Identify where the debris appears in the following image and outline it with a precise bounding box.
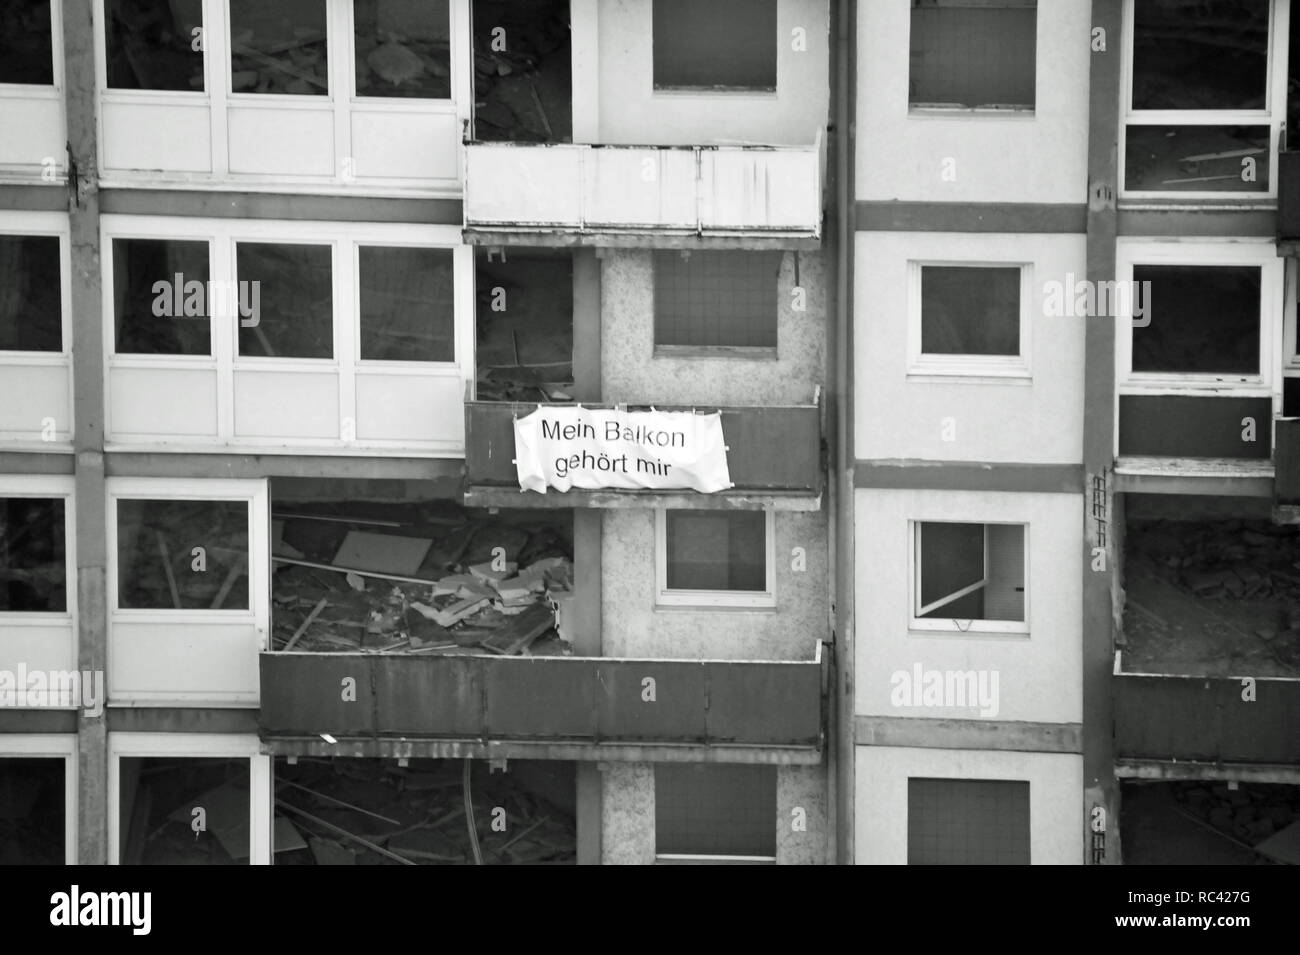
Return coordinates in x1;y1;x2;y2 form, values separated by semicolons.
333;530;433;577
1256;820;1300;865
274;799;416;866
479;603;553;655
283;597;328;652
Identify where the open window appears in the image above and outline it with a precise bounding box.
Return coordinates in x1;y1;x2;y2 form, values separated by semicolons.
909;0;1037;111
653;250;781;356
656;508;775;609
652;0;777;93
909;262;1029;377
912;521;1026;632
655;763;776;864
1122;0;1281;196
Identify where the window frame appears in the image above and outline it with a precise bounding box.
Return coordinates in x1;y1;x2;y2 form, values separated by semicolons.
907;259;1032;379
651;249;782;357
1119;0;1287;200
906;0;1038;116
0;0;63;95
649;0;779;95
655;507;776;609
0;475;75;626
0;737;78;865
909;519;1029;635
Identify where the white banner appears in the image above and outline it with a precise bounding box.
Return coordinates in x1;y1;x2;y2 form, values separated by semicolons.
513;407;733;493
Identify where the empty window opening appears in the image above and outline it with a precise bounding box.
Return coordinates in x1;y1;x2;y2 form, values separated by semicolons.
105;0;204;91
655;763;776;861
228;0;328;95
354;0;451;99
0;1;54;85
472;0;572;142
654;250;780;351
475;248;573;401
1120;780;1300;865
920;265;1021;356
909;0;1036;110
118;757;251;864
0;235;61;352
235;242;333;359
652;0;777;92
112;238;211;356
0;497;66;613
908;777;1030;865
915;521;1025;625
1130;265;1261;375
116;498;249;610
359;246;455;362
0;758;65;864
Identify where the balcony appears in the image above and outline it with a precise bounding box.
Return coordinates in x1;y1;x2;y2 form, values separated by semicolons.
462;143;822;248
1278;151;1300;247
462;401;824;510
258;643;825;762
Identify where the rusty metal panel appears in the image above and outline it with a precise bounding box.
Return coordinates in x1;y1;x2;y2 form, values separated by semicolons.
706;661;822;745
259;653;374;737
483;657;596;739
371;656;484;738
1119;395;1272;459
1275;419;1300;504
595;661;708;741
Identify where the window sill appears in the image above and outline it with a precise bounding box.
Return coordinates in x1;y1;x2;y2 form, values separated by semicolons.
907;105;1035;118
652;86;777;97
655;599;777;613
654;345;778;361
908;622;1029;637
907;360;1030;384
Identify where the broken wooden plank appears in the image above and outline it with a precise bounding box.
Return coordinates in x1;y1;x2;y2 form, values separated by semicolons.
273;555;436;585
276;778;401;826
283;597;328;652
433;596;490;628
274;799;416;866
480;603;554;655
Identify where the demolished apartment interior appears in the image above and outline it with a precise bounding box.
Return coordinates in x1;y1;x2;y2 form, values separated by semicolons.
472;0;571;143
1119;495;1300;677
476;247;574;403
117;756;575;864
1122;780;1300;866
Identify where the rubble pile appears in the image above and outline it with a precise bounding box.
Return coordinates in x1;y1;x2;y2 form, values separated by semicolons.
1172;781;1300;863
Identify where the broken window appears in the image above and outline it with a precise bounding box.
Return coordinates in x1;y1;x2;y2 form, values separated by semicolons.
652;0;777;92
471;0;571;142
112;238;211;356
909;0;1036;110
915;521;1024;624
236;242;333;359
228;0;328;95
1131;265;1261;375
116;499;249;610
660;509;771;606
654;250;780;350
908;778;1030;864
354;0;451;99
0;1;54;85
920;265;1021;356
0;758;65;864
118;758;251;864
655;764;776;860
0;235;61;352
104;0;205;91
359;246;454;362
0;497;66;612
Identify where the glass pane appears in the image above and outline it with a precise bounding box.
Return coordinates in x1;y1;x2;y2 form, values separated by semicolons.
0;1;54;85
229;0;328;95
1131;265;1261;375
918;522;983;617
359;246;455;361
113;238;211;355
105;0;205;91
119;758;250;864
0;235;61;352
666;510;765;592
909;4;1036;109
236;243;333;359
354;0;451;98
1126;125;1269;192
921;266;1020;356
116;499;249;610
1131;0;1268;111
0;758;65;864
0;498;65;612
652;0;776;91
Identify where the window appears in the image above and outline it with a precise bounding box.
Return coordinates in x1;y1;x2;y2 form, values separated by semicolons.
0;757;66;864
0;235;62;352
0;1;54;85
908;778;1030;865
354;0;451;99
115;498;249;610
104;0;204;91
1123;0;1277;194
0;497;66;612
112;238;211;356
1131;265;1261;376
236;242;333;359
118;757;252;864
912;521;1025;631
652;0;777;92
909;0;1036;110
653;251;779;352
228;0;328;96
911;263;1028;376
655;764;776;862
657;509;775;608
358;246;454;362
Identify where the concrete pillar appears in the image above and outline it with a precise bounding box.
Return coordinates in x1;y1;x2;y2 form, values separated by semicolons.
569;0;600;144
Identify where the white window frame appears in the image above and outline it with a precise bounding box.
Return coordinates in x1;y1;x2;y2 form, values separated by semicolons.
906;0;1039;117
100;215;472;451
1115;239;1282;400
0;0;64;97
655;507;776;609
909;519;1029;635
108;733;271;865
907;260;1032;379
0;736;77;865
1119;0;1288;200
0;474;76;631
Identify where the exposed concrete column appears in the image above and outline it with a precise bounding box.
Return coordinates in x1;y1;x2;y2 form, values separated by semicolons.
569;0;600;143
1083;0;1122;864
